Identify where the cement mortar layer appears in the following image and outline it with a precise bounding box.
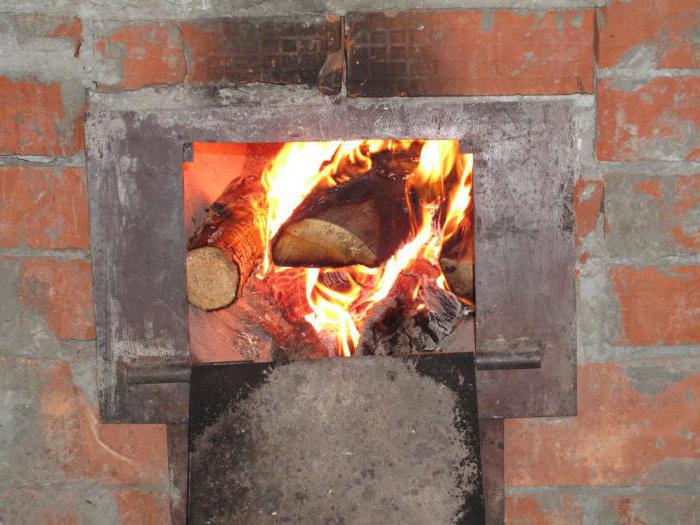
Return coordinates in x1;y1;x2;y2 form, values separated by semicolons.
88;83;595;112
0;1;604;20
190;357;480;524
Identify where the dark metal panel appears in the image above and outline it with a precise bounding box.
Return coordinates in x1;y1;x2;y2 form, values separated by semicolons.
167;424;189;525
479;419;505;524
472;101;577;417
86;113;191;422
86;99;581;422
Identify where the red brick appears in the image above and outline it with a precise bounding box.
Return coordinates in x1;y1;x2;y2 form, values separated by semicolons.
346;9;594;96
505;494;582;525
96;22;186;89
0;167;89;250
0;77;85;155
13;14;82;57
38;362;168;484
19;258;95;340
505;363;700;486
574;179;604;245
114;489;169;525
610;266;700;346
597;77;700;161
179;16;341;87
597;0;700;69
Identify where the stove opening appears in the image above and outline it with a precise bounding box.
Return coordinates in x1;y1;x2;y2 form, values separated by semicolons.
183;140;475;363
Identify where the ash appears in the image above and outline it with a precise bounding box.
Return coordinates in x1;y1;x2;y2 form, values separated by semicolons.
190;357;479;524
358;281;474;356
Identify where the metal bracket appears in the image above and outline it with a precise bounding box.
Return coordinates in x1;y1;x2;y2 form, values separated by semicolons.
121;349;540;387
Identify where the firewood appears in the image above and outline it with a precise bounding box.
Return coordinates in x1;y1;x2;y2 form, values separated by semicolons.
271;168;411;268
186;144;279;311
439;211;475;302
188;276;327;363
439;257;474;302
357;281;473;356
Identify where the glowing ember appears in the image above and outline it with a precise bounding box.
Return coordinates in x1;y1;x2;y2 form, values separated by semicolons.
256;139;473;356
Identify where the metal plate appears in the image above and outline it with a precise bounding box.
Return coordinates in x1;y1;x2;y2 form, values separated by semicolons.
86;98;581;422
188;354;484;524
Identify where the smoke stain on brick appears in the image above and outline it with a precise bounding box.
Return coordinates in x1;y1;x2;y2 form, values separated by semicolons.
346;9;593;96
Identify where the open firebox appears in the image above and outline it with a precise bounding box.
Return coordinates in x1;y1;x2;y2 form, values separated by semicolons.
86;98;581;523
185;140;475;361
184;140;483;522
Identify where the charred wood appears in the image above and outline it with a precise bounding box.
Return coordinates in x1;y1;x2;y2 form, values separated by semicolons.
439;212;475;302
439;257;474;302
272;166;412;268
357;282;473;356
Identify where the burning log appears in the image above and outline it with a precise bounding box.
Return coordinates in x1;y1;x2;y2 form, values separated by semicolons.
186;175;263;310
186;144;280;311
188;276;327;363
357;281;473;356
439;211;475;302
439;256;474;302
271;168;411;268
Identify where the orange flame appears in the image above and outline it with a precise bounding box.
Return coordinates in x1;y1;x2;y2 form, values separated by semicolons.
256;139;473;356
259;141;341;271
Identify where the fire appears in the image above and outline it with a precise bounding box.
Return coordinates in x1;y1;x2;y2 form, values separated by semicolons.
257;139;473;356
259;141;341;271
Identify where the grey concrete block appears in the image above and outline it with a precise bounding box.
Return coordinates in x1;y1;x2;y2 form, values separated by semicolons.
605;171;700;259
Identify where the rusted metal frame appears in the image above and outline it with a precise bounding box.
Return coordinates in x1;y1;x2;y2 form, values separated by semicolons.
479;419;505;524
86;99;578;424
476;351;541;371
167;424;189;525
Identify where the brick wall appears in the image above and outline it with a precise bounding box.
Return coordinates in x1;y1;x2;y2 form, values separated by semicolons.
505;0;700;522
0;1;697;524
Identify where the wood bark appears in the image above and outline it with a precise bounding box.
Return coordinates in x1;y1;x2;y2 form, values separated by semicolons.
188;276;326;363
186;144;279;311
271;167;411;268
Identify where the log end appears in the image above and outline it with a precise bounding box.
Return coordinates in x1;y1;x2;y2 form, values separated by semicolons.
439;257;474;301
186;247;240;311
272;218;378;268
